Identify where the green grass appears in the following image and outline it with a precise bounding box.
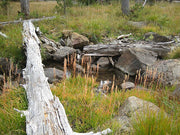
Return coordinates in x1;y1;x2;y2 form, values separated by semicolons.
0;1;180;134
0;87;28;135
0;24;25;65
0;75;179;134
133;110;180;135
0;1;180;62
167;47;180;59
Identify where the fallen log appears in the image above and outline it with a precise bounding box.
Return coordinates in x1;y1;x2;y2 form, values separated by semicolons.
0;16;56;26
16;21;111;135
83;43;171;58
83;44;123;56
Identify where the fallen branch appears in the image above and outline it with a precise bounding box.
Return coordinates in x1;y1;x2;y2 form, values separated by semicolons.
143;0;147;7
0;16;56;26
0;32;8;38
117;33;132;40
19;20;111;135
157;40;175;45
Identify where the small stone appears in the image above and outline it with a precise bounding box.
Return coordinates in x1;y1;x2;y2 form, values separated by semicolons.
97;57;110;67
121;82;135;90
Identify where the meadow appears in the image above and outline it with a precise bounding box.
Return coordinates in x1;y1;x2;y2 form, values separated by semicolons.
0;1;180;135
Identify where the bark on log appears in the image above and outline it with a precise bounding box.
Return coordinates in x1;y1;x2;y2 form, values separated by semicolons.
83;44;123;56
0;16;56;26
19;21;111;135
83;43;171;58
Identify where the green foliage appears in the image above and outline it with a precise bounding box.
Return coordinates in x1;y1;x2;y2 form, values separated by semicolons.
0;74;179;134
133;111;180;135
0;87;28;135
0;25;25;65
167;47;180;59
56;0;73;13
51;75;156;133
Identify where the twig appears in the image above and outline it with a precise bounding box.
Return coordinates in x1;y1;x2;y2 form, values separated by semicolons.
157;40;175;45
0;32;8;38
117;33;132;40
14;108;29;117
143;0;147;7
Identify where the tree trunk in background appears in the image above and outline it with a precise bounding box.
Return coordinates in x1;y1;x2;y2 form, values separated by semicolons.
121;0;129;15
63;0;66;14
20;0;29;17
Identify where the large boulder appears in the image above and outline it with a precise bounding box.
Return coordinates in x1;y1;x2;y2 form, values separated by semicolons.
62;30;89;50
115;96;162;134
44;68;64;83
145;59;180;85
115;48;157;76
53;47;76;62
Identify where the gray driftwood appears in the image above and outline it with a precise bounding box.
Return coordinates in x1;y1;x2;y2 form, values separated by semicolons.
83;44;123;56
17;21;111;135
0;16;56;26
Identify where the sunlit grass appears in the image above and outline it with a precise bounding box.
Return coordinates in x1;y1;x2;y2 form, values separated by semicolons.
167;47;180;59
0;74;179;134
133;110;180;135
0;87;27;135
51;75;156;132
0;1;180;62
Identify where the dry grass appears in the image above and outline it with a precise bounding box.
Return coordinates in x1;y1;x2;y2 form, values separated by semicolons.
0;1;57;21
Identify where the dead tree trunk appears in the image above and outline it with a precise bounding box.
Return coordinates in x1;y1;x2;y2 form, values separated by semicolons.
20;0;30;17
18;21;111;135
121;0;129;15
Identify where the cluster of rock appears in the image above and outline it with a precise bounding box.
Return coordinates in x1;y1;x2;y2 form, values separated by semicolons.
35;30;180;98
1;28;180;99
0;26;180;134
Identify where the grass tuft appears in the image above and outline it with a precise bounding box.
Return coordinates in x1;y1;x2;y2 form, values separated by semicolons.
0;87;28;135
